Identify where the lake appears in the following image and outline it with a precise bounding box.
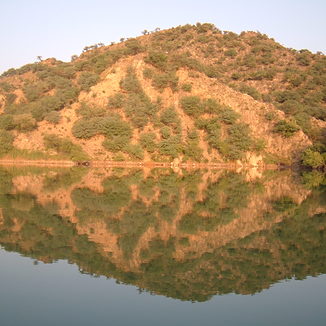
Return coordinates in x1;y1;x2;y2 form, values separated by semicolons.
0;166;325;325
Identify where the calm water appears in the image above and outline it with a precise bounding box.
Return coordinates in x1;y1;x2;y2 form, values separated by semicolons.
0;167;325;325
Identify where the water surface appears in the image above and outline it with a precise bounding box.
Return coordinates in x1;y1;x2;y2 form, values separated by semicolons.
0;167;325;325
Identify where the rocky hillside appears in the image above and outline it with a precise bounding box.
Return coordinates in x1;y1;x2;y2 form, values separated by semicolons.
0;23;325;166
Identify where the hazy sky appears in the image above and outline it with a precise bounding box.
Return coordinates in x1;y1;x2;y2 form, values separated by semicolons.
1;0;325;73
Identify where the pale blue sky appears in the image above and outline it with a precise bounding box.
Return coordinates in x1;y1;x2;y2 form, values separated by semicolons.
1;0;325;73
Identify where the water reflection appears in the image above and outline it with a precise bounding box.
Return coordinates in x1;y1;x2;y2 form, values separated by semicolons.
0;166;325;302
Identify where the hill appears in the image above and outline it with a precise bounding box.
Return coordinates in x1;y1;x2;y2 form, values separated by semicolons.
0;23;325;167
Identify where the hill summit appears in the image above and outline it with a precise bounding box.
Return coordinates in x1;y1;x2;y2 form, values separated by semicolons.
0;23;325;167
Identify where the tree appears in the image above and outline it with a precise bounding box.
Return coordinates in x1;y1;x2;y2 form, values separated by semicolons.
71;55;78;62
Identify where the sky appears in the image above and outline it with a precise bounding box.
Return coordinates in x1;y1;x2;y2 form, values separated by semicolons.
0;0;325;74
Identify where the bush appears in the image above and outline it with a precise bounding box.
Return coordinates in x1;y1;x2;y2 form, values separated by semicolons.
264;112;276;121
124;143;144;160
72;117;104;138
302;148;325;168
44;134;89;161
78;102;106;118
124;38;143;55
195;117;221;148
5;93;17;105
0;130;14;155
160;107;180;131
238;84;261;100
0;114;15;130
78;72;100;91
23;81;51;102
274;120;300;137
183;130;202;161
140;132;157;153
145;52;168;70
0;82;14;92
181;83;192;92
107;93;125;109
273;90;300;103
159;136;183;158
143;68;154;79
120;68;144;94
180;96;203;117
151;71;178;92
123;92;158;128
217;107;239;124
72;115;132;139
247;69;276;81
13;114;37;132
103;135;130;152
160;126;171;139
45;111;61;124
224;49;237;57
102;115;133;139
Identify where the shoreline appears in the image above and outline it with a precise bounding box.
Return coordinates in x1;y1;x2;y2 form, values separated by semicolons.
0;158;279;169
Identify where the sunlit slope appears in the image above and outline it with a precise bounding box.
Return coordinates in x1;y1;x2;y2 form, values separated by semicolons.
0;24;325;164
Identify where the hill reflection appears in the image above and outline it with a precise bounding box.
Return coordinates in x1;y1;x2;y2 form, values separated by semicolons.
0;167;325;301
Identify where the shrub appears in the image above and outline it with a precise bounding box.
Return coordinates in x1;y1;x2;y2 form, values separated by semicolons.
278;100;303;115
301;148;325;168
273;90;300;103
124;38;143;55
78;102;106;118
120;67;144;94
247;69;276;81
160;107;180;130
183;130;202;161
145;52;168;70
44;134;89;161
13;114;37;132
160;126;171;139
238;84;261;100
23;81;51;102
231;72;241;80
224;49;237;57
181;83;192;92
195;117;221;149
217;107;239;124
0;114;15;130
103;135;130;152
140;133;157;153
72;115;132;139
264;112;276;121
107;93;125;109
0;130;14;155
159;136;183;158
72;117;104;138
0;82;14;92
124;144;144;160
78;72;100;91
143;68;154;79
123;92;158;128
274;120;300;137
151;71;178;91
180;96;203;117
45;111;61;124
5;93;17;105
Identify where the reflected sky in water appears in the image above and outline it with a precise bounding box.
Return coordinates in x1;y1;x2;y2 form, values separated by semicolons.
1;250;325;326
